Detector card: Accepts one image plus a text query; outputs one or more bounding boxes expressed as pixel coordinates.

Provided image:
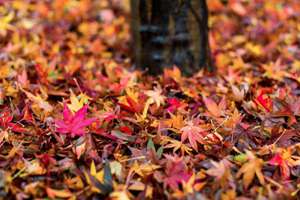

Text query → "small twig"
[213,116,229,133]
[73,78,83,93]
[265,176,283,189]
[272,129,286,145]
[11,166,26,180]
[232,146,242,154]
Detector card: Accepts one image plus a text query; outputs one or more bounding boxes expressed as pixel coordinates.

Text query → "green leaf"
[111,130,136,142]
[233,153,248,163]
[147,138,155,151]
[156,147,164,159]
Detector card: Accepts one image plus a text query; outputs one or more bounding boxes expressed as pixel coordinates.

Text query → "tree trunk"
[130,0,213,75]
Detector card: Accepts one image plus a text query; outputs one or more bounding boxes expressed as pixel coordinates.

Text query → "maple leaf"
[21,159,47,177]
[236,150,265,189]
[163,113,184,130]
[163,155,192,190]
[269,149,300,180]
[55,103,96,137]
[0,11,14,36]
[262,59,287,82]
[84,160,114,194]
[67,89,91,112]
[0,109,26,133]
[231,84,245,102]
[110,190,131,200]
[17,69,30,89]
[230,1,247,16]
[223,108,243,131]
[163,66,182,83]
[21,103,35,124]
[163,136,193,155]
[35,64,49,85]
[269,153,290,180]
[118,89,143,113]
[203,96,226,118]
[36,153,56,167]
[180,120,208,151]
[98,110,120,123]
[129,161,161,178]
[166,97,183,113]
[20,87,53,119]
[254,89,273,112]
[206,159,234,188]
[142,87,166,118]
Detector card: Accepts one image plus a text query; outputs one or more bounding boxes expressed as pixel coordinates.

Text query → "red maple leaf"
[55,104,96,137]
[122,96,143,113]
[269,153,290,180]
[164,155,192,190]
[0,109,26,133]
[166,97,182,113]
[254,90,273,112]
[21,103,35,124]
[180,120,208,151]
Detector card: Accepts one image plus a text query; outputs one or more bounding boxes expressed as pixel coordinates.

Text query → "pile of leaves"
[0,0,300,199]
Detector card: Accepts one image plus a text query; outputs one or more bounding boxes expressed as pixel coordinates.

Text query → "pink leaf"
[164,155,192,190]
[55,103,96,137]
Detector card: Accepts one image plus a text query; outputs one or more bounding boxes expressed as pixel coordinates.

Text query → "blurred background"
[0,0,299,80]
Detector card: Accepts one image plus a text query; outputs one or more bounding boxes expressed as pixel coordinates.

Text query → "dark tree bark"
[130,0,213,75]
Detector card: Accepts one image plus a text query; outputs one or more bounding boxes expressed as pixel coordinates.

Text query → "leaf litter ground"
[0,0,299,199]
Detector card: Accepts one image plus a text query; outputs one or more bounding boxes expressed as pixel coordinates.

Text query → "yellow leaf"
[90,160,97,176]
[262,59,287,81]
[245,43,262,56]
[221,190,236,200]
[128,181,145,191]
[142,98,153,119]
[224,108,242,130]
[127,181,153,197]
[20,88,53,113]
[21,19,36,29]
[64,177,84,190]
[0,65,11,79]
[67,90,91,112]
[292,60,300,71]
[21,160,46,177]
[0,12,14,35]
[215,54,231,69]
[236,151,265,188]
[130,161,160,177]
[125,87,139,102]
[162,136,193,155]
[163,113,184,130]
[1,80,18,97]
[182,173,195,194]
[90,161,104,183]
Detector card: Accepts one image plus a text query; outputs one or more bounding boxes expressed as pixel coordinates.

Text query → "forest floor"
[0,0,300,199]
